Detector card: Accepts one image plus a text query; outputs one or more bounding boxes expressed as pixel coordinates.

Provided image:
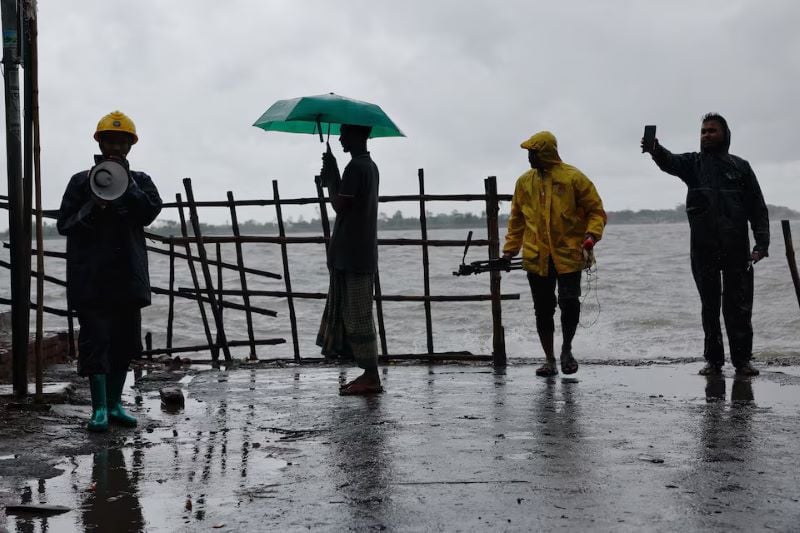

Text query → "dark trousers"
[77,307,143,376]
[690,255,754,368]
[526,259,582,339]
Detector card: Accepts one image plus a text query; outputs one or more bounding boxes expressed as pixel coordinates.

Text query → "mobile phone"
[642,125,656,153]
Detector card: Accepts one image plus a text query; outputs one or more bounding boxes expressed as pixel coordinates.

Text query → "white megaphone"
[89,159,129,201]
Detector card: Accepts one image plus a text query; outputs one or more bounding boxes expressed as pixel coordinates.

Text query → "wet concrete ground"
[2,361,800,532]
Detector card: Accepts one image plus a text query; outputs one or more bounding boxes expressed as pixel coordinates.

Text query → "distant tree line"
[4,204,799,239]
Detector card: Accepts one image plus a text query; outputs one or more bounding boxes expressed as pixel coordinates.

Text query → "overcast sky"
[1,0,798,229]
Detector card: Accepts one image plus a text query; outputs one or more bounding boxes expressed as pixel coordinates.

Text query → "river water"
[3,221,798,362]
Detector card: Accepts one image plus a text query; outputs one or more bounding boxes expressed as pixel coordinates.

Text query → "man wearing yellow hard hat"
[503,131,606,377]
[57,111,162,432]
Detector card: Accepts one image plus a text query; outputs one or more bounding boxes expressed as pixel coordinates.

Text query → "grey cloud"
[1,0,798,229]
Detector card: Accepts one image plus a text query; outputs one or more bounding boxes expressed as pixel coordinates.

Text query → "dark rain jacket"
[57,158,162,311]
[652,145,769,264]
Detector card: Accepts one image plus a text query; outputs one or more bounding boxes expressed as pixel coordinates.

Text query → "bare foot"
[340,371,381,391]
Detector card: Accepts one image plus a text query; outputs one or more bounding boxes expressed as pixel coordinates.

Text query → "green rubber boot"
[87,374,109,433]
[107,370,137,427]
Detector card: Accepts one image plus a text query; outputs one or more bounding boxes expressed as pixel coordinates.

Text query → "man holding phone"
[641,113,769,376]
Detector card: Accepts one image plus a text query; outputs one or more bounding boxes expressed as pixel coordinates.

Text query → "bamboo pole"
[166,241,175,350]
[66,301,75,358]
[781,220,800,311]
[152,287,277,316]
[160,192,512,209]
[0,296,73,316]
[373,269,388,355]
[272,180,300,361]
[154,235,490,247]
[176,287,519,302]
[0,259,63,286]
[485,176,506,366]
[176,192,216,360]
[181,179,231,362]
[215,242,224,351]
[227,191,257,359]
[4,243,64,258]
[27,2,43,400]
[144,242,280,280]
[141,338,285,358]
[418,169,434,353]
[4,0,29,398]
[314,175,331,253]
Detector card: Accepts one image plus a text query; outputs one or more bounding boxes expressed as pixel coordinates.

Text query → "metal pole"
[2,0,29,397]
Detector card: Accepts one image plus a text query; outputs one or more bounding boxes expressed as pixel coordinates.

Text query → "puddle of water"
[595,365,800,413]
[5,400,290,532]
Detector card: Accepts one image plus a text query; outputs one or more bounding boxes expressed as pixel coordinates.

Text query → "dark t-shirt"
[328,152,379,273]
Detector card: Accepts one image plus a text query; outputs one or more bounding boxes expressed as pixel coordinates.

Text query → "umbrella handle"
[316,117,324,143]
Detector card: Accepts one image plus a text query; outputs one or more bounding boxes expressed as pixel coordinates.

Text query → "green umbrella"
[252,92,405,142]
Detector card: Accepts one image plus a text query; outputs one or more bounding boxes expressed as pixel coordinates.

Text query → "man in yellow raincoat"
[503,131,606,377]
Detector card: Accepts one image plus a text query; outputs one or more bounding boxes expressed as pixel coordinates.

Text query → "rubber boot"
[107,369,137,427]
[535,331,558,377]
[88,374,109,433]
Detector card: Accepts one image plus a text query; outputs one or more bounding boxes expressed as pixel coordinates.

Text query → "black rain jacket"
[57,157,162,311]
[652,144,769,265]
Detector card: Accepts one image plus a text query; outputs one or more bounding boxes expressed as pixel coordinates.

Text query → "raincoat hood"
[520,131,562,167]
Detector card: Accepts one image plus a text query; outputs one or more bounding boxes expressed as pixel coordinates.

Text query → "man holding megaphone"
[57,111,162,432]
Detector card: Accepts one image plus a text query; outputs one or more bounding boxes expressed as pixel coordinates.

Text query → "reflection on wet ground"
[3,363,800,531]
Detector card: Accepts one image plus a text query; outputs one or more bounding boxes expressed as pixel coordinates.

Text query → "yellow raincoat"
[503,131,606,276]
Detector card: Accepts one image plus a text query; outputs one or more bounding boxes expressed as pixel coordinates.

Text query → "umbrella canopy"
[253,93,405,140]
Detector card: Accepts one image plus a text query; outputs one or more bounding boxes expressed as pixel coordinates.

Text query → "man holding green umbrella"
[254,93,403,395]
[316,124,383,395]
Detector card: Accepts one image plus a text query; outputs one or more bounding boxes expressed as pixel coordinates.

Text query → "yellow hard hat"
[94,110,138,144]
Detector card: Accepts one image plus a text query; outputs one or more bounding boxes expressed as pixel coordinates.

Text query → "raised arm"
[320,147,354,214]
[643,138,695,182]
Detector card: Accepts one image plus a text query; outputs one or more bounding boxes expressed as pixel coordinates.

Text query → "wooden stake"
[419,169,434,353]
[485,176,506,366]
[781,220,800,311]
[273,180,300,361]
[227,191,257,359]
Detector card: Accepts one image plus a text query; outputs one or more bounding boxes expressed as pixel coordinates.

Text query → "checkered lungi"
[316,269,378,370]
